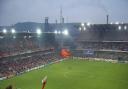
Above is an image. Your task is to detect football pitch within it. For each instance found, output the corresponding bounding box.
[0,59,128,89]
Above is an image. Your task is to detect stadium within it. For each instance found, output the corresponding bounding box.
[0,0,128,89]
[0,20,128,89]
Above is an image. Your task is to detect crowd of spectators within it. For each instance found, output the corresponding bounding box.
[0,36,44,58]
[75,41,128,61]
[0,50,61,78]
[0,34,60,79]
[77,41,128,51]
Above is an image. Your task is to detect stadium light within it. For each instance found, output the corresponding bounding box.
[11,28,16,34]
[54,30,58,34]
[36,28,42,35]
[83,27,86,31]
[124,26,127,30]
[115,22,119,25]
[110,22,113,24]
[87,22,91,26]
[29,36,32,38]
[63,29,69,35]
[24,36,27,39]
[3,28,7,34]
[118,26,121,30]
[81,23,84,27]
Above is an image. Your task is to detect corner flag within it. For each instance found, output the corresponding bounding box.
[41,76,47,89]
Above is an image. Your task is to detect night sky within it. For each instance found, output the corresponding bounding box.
[0,0,128,26]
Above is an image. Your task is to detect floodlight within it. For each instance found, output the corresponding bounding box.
[110,22,113,24]
[115,22,119,25]
[81,23,84,27]
[87,22,91,26]
[29,36,32,38]
[24,36,27,39]
[36,28,42,35]
[118,26,121,30]
[63,29,69,35]
[11,28,16,34]
[3,29,7,34]
[83,27,86,31]
[124,26,127,30]
[54,30,58,34]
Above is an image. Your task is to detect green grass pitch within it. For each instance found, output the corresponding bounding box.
[0,59,128,89]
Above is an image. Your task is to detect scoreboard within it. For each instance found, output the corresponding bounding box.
[83,49,94,56]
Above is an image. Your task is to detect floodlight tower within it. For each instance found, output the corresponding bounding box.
[60,6,64,48]
[60,6,63,24]
[106,14,109,24]
[44,17,49,46]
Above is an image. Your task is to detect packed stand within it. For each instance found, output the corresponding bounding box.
[0,37,43,58]
[0,50,61,78]
[77,41,128,51]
